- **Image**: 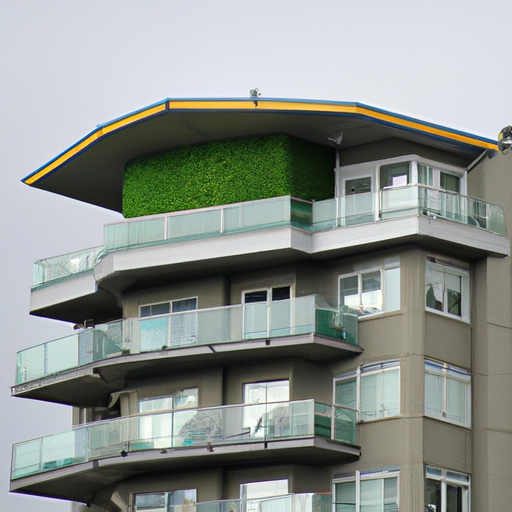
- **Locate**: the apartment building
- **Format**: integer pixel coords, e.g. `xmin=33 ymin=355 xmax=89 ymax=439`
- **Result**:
xmin=10 ymin=98 xmax=512 ymax=512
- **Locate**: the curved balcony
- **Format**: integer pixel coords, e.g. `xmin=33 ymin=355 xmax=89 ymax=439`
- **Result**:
xmin=143 ymin=493 xmax=332 ymax=512
xmin=32 ymin=189 xmax=508 ymax=288
xmin=11 ymin=400 xmax=359 ymax=503
xmin=13 ymin=295 xmax=360 ymax=404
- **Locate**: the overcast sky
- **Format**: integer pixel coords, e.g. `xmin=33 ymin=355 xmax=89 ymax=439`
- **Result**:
xmin=1 ymin=1 xmax=510 ymax=511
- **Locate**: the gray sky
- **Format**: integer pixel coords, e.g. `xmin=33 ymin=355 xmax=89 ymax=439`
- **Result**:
xmin=1 ymin=1 xmax=510 ymax=510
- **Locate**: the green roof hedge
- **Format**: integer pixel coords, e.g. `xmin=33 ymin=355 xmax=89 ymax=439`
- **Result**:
xmin=122 ymin=134 xmax=334 ymax=218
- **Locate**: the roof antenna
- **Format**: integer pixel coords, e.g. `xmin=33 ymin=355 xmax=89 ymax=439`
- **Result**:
xmin=250 ymin=88 xmax=261 ymax=107
xmin=328 ymin=131 xmax=344 ymax=167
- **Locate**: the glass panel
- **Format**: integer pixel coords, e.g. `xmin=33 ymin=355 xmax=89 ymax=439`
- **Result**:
xmin=426 ymin=268 xmax=444 ymax=312
xmin=336 ymin=482 xmax=356 ymax=512
xmin=140 ymin=317 xmax=169 ymax=351
xmin=168 ymin=209 xmax=221 ymax=240
xmin=446 ymin=378 xmax=467 ymax=426
xmin=418 ymin=164 xmax=433 ymax=186
xmin=269 ymin=298 xmax=291 ymax=337
xmin=380 ymin=162 xmax=410 ymax=188
xmin=361 ymin=271 xmax=382 ymax=314
xmin=383 ymin=478 xmax=398 ymax=512
xmin=152 ymin=303 xmax=171 ymax=316
xmin=384 ymin=267 xmax=400 ymax=313
xmin=335 ymin=379 xmax=357 ymax=410
xmin=244 ymin=302 xmax=268 ymax=339
xmin=441 ymin=172 xmax=460 ymax=192
xmin=425 ymin=478 xmax=441 ymax=512
xmin=360 ymin=479 xmax=381 ymax=512
xmin=241 ymin=479 xmax=288 ymax=512
xmin=446 ymin=484 xmax=463 ymax=512
xmin=425 ymin=372 xmax=443 ymax=420
xmin=340 ymin=275 xmax=359 ymax=314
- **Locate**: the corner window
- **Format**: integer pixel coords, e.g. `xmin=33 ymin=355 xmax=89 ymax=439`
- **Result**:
xmin=335 ymin=362 xmax=400 ymax=422
xmin=425 ymin=466 xmax=470 ymax=512
xmin=380 ymin=162 xmax=411 ymax=188
xmin=425 ymin=361 xmax=471 ymax=428
xmin=134 ymin=490 xmax=196 ymax=511
xmin=335 ymin=469 xmax=399 ymax=512
xmin=425 ymin=259 xmax=469 ymax=321
xmin=339 ymin=259 xmax=400 ymax=316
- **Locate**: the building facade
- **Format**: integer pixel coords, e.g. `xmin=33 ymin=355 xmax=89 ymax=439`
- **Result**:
xmin=10 ymin=98 xmax=512 ymax=512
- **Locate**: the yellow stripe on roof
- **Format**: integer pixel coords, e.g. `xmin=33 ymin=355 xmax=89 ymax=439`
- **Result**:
xmin=24 ymin=99 xmax=496 ymax=186
xmin=170 ymin=100 xmax=497 ymax=151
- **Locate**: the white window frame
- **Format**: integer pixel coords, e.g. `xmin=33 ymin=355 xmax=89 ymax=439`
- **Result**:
xmin=334 ymin=361 xmax=400 ymax=422
xmin=333 ymin=468 xmax=400 ymax=512
xmin=335 ymin=155 xmax=466 ymax=197
xmin=425 ymin=258 xmax=470 ymax=322
xmin=133 ymin=489 xmax=197 ymax=511
xmin=424 ymin=360 xmax=471 ymax=428
xmin=338 ymin=258 xmax=400 ymax=317
xmin=242 ymin=285 xmax=294 ymax=338
xmin=425 ymin=466 xmax=470 ymax=512
xmin=139 ymin=297 xmax=199 ymax=349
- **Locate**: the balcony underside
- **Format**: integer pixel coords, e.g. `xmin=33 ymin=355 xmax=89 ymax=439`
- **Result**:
xmin=12 ymin=333 xmax=362 ymax=406
xmin=30 ymin=216 xmax=509 ymax=324
xmin=11 ymin=436 xmax=360 ymax=504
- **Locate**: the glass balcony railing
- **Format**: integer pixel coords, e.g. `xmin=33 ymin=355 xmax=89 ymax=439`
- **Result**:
xmin=104 ymin=196 xmax=312 ymax=251
xmin=15 ymin=295 xmax=358 ymax=385
xmin=31 ymin=188 xmax=507 ymax=287
xmin=11 ymin=400 xmax=357 ymax=479
xmin=162 ymin=493 xmax=332 ymax=512
xmin=312 ymin=185 xmax=507 ymax=235
xmin=33 ymin=246 xmax=103 ymax=287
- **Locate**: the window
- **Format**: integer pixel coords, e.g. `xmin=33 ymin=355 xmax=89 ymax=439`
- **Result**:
xmin=140 ymin=298 xmax=198 ymax=350
xmin=138 ymin=389 xmax=198 ymax=449
xmin=241 ymin=479 xmax=289 ymax=512
xmin=335 ymin=469 xmax=399 ymax=512
xmin=339 ymin=259 xmax=400 ymax=316
xmin=425 ymin=259 xmax=469 ymax=321
xmin=243 ymin=380 xmax=290 ymax=437
xmin=425 ymin=466 xmax=470 ymax=512
xmin=243 ymin=286 xmax=292 ymax=338
xmin=425 ymin=361 xmax=471 ymax=428
xmin=335 ymin=362 xmax=400 ymax=422
xmin=134 ymin=489 xmax=196 ymax=512
xmin=380 ymin=162 xmax=411 ymax=188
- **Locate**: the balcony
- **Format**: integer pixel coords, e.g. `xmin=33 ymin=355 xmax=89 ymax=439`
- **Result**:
xmin=11 ymin=400 xmax=359 ymax=502
xmin=13 ymin=295 xmax=360 ymax=403
xmin=31 ymin=189 xmax=507 ymax=288
xmin=145 ymin=493 xmax=332 ymax=512
xmin=312 ymin=185 xmax=507 ymax=234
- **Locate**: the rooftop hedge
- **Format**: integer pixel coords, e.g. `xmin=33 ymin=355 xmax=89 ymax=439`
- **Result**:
xmin=122 ymin=134 xmax=334 ymax=218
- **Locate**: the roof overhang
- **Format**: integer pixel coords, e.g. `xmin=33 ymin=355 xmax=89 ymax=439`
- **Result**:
xmin=22 ymin=98 xmax=498 ymax=213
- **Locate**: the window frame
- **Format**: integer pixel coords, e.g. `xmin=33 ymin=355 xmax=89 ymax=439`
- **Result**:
xmin=333 ymin=468 xmax=400 ymax=512
xmin=424 ymin=360 xmax=471 ymax=428
xmin=425 ymin=466 xmax=470 ymax=512
xmin=334 ymin=361 xmax=401 ymax=423
xmin=338 ymin=258 xmax=400 ymax=317
xmin=425 ymin=258 xmax=470 ymax=323
xmin=133 ymin=489 xmax=197 ymax=512
xmin=139 ymin=297 xmax=199 ymax=350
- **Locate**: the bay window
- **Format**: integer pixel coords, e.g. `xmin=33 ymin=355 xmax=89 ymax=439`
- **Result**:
xmin=425 ymin=259 xmax=469 ymax=322
xmin=335 ymin=362 xmax=400 ymax=422
xmin=425 ymin=360 xmax=471 ymax=428
xmin=425 ymin=466 xmax=470 ymax=512
xmin=335 ymin=469 xmax=399 ymax=512
xmin=339 ymin=258 xmax=400 ymax=316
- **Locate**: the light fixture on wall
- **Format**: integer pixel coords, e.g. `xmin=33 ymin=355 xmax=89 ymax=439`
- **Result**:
xmin=498 ymin=125 xmax=512 ymax=154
